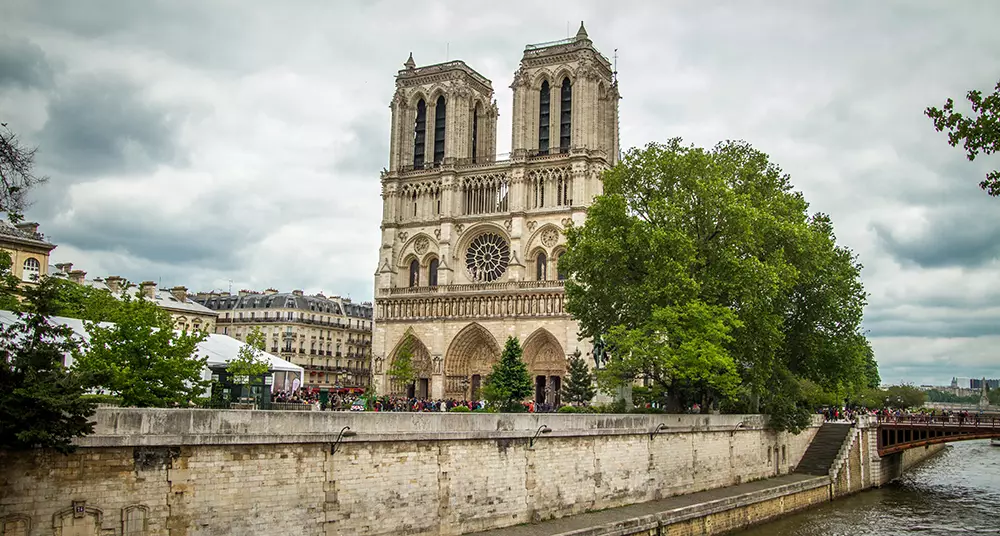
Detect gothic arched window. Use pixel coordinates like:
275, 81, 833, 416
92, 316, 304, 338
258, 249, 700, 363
536, 251, 548, 281
409, 259, 420, 287
21, 257, 40, 282
413, 99, 427, 168
434, 96, 446, 164
428, 258, 439, 287
538, 81, 550, 155
560, 78, 572, 151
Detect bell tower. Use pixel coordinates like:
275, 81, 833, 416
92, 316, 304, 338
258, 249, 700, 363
388, 54, 499, 172
510, 22, 620, 162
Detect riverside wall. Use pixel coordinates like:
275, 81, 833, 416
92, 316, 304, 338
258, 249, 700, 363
0, 409, 821, 536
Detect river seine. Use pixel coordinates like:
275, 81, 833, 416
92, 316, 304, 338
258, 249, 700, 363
738, 440, 1000, 535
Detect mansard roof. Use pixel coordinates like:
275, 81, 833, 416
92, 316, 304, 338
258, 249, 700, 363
196, 291, 373, 319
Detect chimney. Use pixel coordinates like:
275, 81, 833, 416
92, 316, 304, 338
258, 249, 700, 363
105, 275, 124, 293
15, 222, 39, 236
140, 281, 157, 299
238, 289, 249, 297
292, 289, 304, 297
68, 270, 87, 284
54, 262, 73, 274
264, 288, 278, 295
170, 286, 188, 302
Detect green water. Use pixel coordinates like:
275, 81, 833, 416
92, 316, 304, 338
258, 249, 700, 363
737, 440, 1000, 535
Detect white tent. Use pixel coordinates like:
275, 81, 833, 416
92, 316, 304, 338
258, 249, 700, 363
0, 310, 303, 393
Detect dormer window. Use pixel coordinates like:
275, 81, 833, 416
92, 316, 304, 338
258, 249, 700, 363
21, 257, 40, 282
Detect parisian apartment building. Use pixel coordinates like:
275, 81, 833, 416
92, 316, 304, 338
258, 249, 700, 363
194, 289, 373, 392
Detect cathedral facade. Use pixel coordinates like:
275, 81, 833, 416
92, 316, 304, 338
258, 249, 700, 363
373, 24, 620, 404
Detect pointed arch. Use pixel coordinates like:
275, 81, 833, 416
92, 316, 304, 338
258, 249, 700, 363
522, 328, 566, 376
413, 98, 427, 168
444, 323, 500, 398
538, 79, 551, 154
388, 330, 433, 395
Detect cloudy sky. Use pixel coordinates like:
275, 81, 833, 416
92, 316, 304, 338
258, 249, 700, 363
2, 0, 999, 385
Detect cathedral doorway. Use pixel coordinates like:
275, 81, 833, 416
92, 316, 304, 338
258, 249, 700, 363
444, 323, 500, 400
388, 332, 433, 397
523, 329, 567, 407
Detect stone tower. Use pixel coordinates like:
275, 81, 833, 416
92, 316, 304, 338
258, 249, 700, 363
374, 23, 620, 404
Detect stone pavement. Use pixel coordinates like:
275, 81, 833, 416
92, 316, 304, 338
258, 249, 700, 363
467, 473, 828, 536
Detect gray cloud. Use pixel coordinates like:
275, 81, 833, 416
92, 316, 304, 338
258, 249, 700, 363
0, 35, 55, 90
37, 76, 181, 177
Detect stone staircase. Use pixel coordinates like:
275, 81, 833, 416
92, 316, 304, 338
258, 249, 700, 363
795, 422, 853, 476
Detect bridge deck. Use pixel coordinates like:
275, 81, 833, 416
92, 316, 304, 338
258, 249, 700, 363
877, 416, 1000, 456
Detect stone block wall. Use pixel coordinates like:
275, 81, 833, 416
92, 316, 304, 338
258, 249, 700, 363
0, 409, 822, 536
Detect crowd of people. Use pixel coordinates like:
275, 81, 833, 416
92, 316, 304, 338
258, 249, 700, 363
266, 389, 567, 413
821, 406, 995, 425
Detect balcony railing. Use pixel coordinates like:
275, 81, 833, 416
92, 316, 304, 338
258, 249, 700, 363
379, 279, 566, 297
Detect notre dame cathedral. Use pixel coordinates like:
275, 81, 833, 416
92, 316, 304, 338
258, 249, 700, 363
372, 23, 620, 404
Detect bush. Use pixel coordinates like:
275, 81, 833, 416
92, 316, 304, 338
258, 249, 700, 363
449, 405, 471, 412
557, 405, 579, 413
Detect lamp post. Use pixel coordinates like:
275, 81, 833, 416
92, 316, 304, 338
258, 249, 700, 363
530, 425, 552, 448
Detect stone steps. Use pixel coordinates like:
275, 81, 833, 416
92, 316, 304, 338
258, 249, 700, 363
795, 423, 853, 476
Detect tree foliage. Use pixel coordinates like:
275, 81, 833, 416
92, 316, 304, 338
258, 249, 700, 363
226, 326, 270, 397
561, 350, 596, 404
0, 123, 48, 223
50, 278, 123, 322
0, 278, 96, 452
926, 79, 1000, 196
73, 292, 209, 407
853, 384, 927, 410
386, 341, 417, 390
560, 139, 873, 432
482, 337, 533, 411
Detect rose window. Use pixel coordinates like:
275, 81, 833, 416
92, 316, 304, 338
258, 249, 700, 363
465, 232, 510, 282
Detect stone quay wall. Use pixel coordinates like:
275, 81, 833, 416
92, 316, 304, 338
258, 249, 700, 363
0, 409, 821, 536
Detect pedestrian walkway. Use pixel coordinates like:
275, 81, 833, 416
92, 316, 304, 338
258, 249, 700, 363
467, 473, 828, 536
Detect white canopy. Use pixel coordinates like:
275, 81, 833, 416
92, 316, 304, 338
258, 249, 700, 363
0, 310, 304, 392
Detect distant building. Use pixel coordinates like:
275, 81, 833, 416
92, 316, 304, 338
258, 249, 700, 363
0, 221, 55, 286
49, 263, 218, 333
194, 289, 373, 392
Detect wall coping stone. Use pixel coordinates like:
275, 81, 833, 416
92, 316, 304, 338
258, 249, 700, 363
74, 408, 823, 447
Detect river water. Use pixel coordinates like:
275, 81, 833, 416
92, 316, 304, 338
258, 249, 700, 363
738, 440, 1000, 535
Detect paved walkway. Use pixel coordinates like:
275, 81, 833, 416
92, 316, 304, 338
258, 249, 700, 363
468, 473, 827, 536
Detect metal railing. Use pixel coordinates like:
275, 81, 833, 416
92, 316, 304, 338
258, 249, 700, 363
379, 279, 566, 297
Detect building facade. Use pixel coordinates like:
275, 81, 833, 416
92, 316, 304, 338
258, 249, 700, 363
194, 290, 374, 391
373, 23, 619, 403
49, 264, 219, 333
0, 221, 55, 286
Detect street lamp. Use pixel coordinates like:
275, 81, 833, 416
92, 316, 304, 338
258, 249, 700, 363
649, 423, 668, 440
530, 425, 552, 448
330, 426, 357, 455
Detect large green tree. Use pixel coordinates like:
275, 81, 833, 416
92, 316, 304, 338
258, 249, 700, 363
926, 79, 1000, 196
50, 278, 123, 322
560, 139, 872, 431
482, 337, 533, 411
0, 277, 97, 452
73, 292, 209, 407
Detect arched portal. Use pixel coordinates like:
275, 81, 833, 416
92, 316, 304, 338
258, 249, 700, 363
444, 323, 500, 400
388, 332, 433, 397
523, 329, 567, 407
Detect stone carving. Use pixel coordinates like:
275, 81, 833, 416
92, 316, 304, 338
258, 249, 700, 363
541, 228, 559, 247
122, 505, 149, 536
1, 514, 31, 536
510, 67, 528, 89
526, 220, 537, 231
504, 219, 512, 232
561, 218, 574, 228
434, 228, 441, 239
414, 236, 430, 255
398, 231, 409, 241
455, 223, 464, 235
53, 500, 103, 536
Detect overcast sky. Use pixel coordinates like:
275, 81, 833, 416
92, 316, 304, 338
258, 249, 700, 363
2, 1, 999, 386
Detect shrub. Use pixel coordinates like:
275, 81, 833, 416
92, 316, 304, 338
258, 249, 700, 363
449, 405, 471, 412
557, 405, 579, 413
